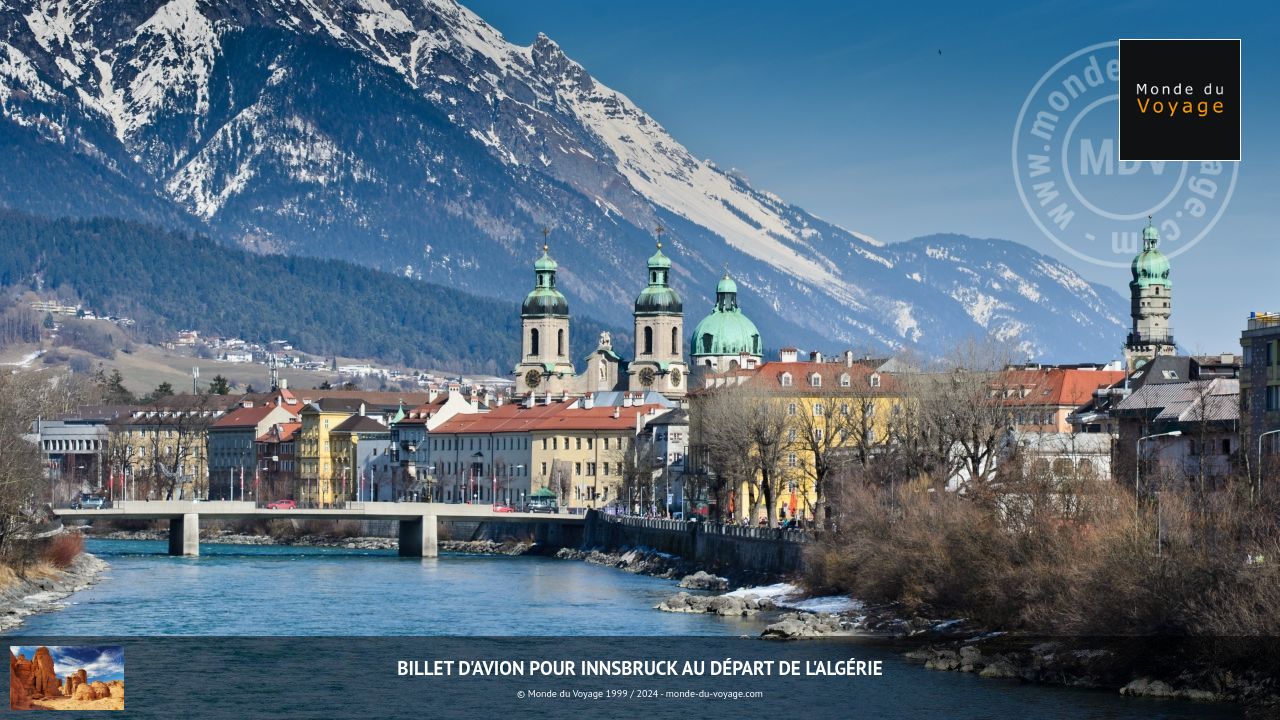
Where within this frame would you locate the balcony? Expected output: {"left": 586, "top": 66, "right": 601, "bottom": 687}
{"left": 1127, "top": 330, "right": 1175, "bottom": 346}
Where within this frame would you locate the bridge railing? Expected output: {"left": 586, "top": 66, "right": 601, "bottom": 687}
{"left": 597, "top": 513, "right": 811, "bottom": 543}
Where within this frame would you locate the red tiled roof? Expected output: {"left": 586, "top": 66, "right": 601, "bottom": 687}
{"left": 738, "top": 361, "right": 898, "bottom": 393}
{"left": 256, "top": 422, "right": 301, "bottom": 443}
{"left": 394, "top": 398, "right": 449, "bottom": 425}
{"left": 211, "top": 402, "right": 297, "bottom": 429}
{"left": 432, "top": 400, "right": 666, "bottom": 435}
{"left": 997, "top": 368, "right": 1126, "bottom": 407}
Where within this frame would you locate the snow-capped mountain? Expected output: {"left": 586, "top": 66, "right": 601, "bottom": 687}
{"left": 0, "top": 0, "right": 1127, "bottom": 360}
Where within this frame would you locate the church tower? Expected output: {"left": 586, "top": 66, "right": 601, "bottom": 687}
{"left": 1125, "top": 218, "right": 1176, "bottom": 372}
{"left": 627, "top": 231, "right": 688, "bottom": 398}
{"left": 514, "top": 236, "right": 575, "bottom": 396}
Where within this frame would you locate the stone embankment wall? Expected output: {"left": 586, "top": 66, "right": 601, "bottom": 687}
{"left": 580, "top": 512, "right": 807, "bottom": 579}
{"left": 445, "top": 519, "right": 584, "bottom": 551}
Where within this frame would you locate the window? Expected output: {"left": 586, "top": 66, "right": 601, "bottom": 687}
{"left": 702, "top": 333, "right": 713, "bottom": 354}
{"left": 575, "top": 462, "right": 582, "bottom": 476}
{"left": 813, "top": 403, "right": 824, "bottom": 416}
{"left": 869, "top": 373, "right": 881, "bottom": 388}
{"left": 530, "top": 328, "right": 540, "bottom": 356}
{"left": 788, "top": 403, "right": 797, "bottom": 416}
{"left": 587, "top": 462, "right": 596, "bottom": 476}
{"left": 839, "top": 373, "right": 850, "bottom": 387}
{"left": 787, "top": 429, "right": 796, "bottom": 442}
{"left": 787, "top": 452, "right": 797, "bottom": 468}
{"left": 780, "top": 372, "right": 793, "bottom": 387}
{"left": 1268, "top": 386, "right": 1280, "bottom": 412}
{"left": 576, "top": 437, "right": 582, "bottom": 450}
{"left": 540, "top": 462, "right": 548, "bottom": 475}
{"left": 643, "top": 326, "right": 653, "bottom": 355}
{"left": 814, "top": 428, "right": 824, "bottom": 442}
{"left": 671, "top": 327, "right": 679, "bottom": 355}
{"left": 809, "top": 373, "right": 821, "bottom": 387}
{"left": 557, "top": 328, "right": 565, "bottom": 356}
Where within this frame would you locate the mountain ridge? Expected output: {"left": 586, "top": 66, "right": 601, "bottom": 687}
{"left": 0, "top": 0, "right": 1129, "bottom": 361}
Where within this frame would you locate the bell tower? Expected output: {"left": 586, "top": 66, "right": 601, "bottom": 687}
{"left": 628, "top": 227, "right": 688, "bottom": 398}
{"left": 1125, "top": 217, "right": 1176, "bottom": 372}
{"left": 514, "top": 230, "right": 575, "bottom": 396}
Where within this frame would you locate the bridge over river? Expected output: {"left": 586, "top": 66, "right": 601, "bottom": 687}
{"left": 56, "top": 501, "right": 584, "bottom": 558}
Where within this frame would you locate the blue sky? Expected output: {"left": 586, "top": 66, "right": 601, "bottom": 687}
{"left": 466, "top": 0, "right": 1279, "bottom": 355}
{"left": 11, "top": 645, "right": 125, "bottom": 683}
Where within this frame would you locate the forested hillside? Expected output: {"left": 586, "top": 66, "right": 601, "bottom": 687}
{"left": 0, "top": 212, "right": 621, "bottom": 374}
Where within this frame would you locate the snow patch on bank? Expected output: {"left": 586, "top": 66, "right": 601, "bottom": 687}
{"left": 724, "top": 582, "right": 863, "bottom": 613}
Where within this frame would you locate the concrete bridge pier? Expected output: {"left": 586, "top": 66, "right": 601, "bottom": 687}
{"left": 398, "top": 515, "right": 437, "bottom": 558}
{"left": 168, "top": 513, "right": 200, "bottom": 556}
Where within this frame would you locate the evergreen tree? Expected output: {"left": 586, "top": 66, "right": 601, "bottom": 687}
{"left": 146, "top": 381, "right": 175, "bottom": 403}
{"left": 42, "top": 312, "right": 54, "bottom": 329}
{"left": 96, "top": 368, "right": 135, "bottom": 404}
{"left": 208, "top": 374, "right": 231, "bottom": 395}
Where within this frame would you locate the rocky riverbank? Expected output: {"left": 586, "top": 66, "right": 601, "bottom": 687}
{"left": 900, "top": 632, "right": 1277, "bottom": 711}
{"left": 554, "top": 546, "right": 696, "bottom": 578}
{"left": 0, "top": 552, "right": 108, "bottom": 632}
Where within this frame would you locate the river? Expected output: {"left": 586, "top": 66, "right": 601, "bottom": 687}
{"left": 9, "top": 539, "right": 1243, "bottom": 718}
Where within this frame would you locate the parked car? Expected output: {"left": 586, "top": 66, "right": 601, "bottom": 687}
{"left": 491, "top": 504, "right": 516, "bottom": 513}
{"left": 266, "top": 499, "right": 297, "bottom": 510}
{"left": 70, "top": 494, "right": 109, "bottom": 510}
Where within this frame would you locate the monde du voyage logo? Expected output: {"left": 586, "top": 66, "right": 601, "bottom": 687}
{"left": 1013, "top": 40, "right": 1240, "bottom": 268}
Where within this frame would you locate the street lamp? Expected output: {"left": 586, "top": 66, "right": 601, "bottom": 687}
{"left": 1136, "top": 430, "right": 1182, "bottom": 504}
{"left": 1256, "top": 428, "right": 1280, "bottom": 503}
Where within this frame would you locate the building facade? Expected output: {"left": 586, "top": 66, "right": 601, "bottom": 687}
{"left": 1241, "top": 312, "right": 1280, "bottom": 469}
{"left": 207, "top": 399, "right": 298, "bottom": 500}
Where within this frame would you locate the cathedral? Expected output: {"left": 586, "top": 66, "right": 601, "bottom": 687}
{"left": 513, "top": 237, "right": 690, "bottom": 400}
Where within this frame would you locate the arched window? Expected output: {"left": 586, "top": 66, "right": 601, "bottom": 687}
{"left": 643, "top": 326, "right": 653, "bottom": 355}
{"left": 671, "top": 327, "right": 678, "bottom": 355}
{"left": 702, "top": 333, "right": 713, "bottom": 354}
{"left": 809, "top": 373, "right": 822, "bottom": 387}
{"left": 839, "top": 373, "right": 850, "bottom": 387}
{"left": 780, "top": 372, "right": 793, "bottom": 387}
{"left": 557, "top": 328, "right": 565, "bottom": 356}
{"left": 530, "top": 328, "right": 540, "bottom": 356}
{"left": 728, "top": 359, "right": 740, "bottom": 370}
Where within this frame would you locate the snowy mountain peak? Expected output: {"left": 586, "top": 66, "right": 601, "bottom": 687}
{"left": 0, "top": 0, "right": 1126, "bottom": 360}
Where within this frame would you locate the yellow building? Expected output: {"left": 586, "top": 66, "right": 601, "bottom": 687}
{"left": 295, "top": 392, "right": 429, "bottom": 507}
{"left": 690, "top": 354, "right": 904, "bottom": 524}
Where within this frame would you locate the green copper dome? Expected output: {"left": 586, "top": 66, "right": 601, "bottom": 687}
{"left": 635, "top": 242, "right": 682, "bottom": 314}
{"left": 523, "top": 243, "right": 569, "bottom": 317}
{"left": 691, "top": 273, "right": 762, "bottom": 358}
{"left": 1130, "top": 222, "right": 1171, "bottom": 288}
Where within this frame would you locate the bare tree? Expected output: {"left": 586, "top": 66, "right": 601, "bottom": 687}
{"left": 697, "top": 383, "right": 792, "bottom": 526}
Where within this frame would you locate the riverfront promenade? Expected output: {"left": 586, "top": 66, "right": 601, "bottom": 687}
{"left": 56, "top": 501, "right": 583, "bottom": 558}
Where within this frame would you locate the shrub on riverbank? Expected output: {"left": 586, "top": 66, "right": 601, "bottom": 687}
{"left": 805, "top": 478, "right": 1280, "bottom": 640}
{"left": 41, "top": 533, "right": 84, "bottom": 568}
